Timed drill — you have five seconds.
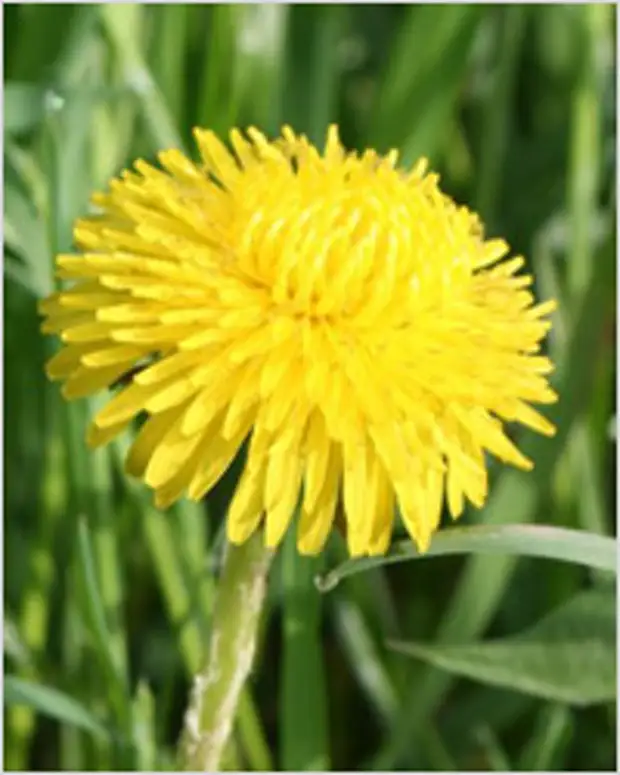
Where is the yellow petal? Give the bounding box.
[61,362,133,400]
[134,351,203,386]
[87,419,130,448]
[342,439,370,557]
[182,377,236,437]
[194,128,241,184]
[93,380,161,428]
[144,379,196,414]
[144,420,205,489]
[303,411,332,512]
[188,413,253,501]
[264,422,306,549]
[227,464,266,545]
[125,405,186,477]
[46,343,97,380]
[366,459,395,556]
[81,345,148,368]
[61,321,116,344]
[298,445,342,556]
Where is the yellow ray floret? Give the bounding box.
[40,124,557,557]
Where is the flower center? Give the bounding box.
[231,170,435,326]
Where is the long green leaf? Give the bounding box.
[4,676,111,740]
[388,589,616,706]
[131,681,158,772]
[317,525,616,592]
[75,518,128,700]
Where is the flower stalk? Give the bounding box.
[179,531,273,772]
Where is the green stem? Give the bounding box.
[179,532,273,771]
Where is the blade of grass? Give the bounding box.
[49,5,100,88]
[475,725,512,771]
[4,151,50,297]
[132,681,158,772]
[281,5,345,143]
[440,687,533,750]
[99,4,183,152]
[565,4,612,541]
[75,402,130,726]
[281,525,329,771]
[42,96,94,770]
[236,690,274,772]
[5,140,48,225]
[75,518,131,723]
[140,504,211,677]
[4,398,66,771]
[421,725,459,771]
[474,6,527,226]
[89,84,139,190]
[44,79,132,768]
[4,676,111,741]
[55,409,129,767]
[60,599,88,770]
[369,5,482,163]
[194,5,242,135]
[173,499,216,638]
[331,596,399,728]
[567,4,608,296]
[235,4,289,134]
[518,704,573,771]
[571,422,609,537]
[318,525,616,592]
[149,4,190,125]
[88,449,129,672]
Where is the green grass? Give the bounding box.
[4,4,616,771]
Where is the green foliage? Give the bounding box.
[389,589,616,706]
[4,3,616,771]
[317,525,617,592]
[4,676,111,741]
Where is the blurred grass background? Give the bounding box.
[3,3,617,771]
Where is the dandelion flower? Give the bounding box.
[40,125,557,556]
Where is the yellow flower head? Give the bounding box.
[40,125,557,556]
